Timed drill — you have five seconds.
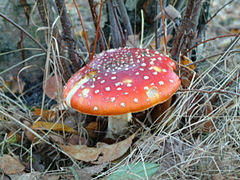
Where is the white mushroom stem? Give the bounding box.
[107,113,132,138]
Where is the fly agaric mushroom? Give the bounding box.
[63,47,181,137]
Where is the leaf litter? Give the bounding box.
[0,0,239,179]
[61,133,136,164]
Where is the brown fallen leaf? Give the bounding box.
[0,155,25,175]
[33,107,56,120]
[31,121,78,134]
[43,75,63,100]
[61,133,136,164]
[154,5,181,22]
[180,55,196,70]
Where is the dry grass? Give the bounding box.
[0,0,239,179]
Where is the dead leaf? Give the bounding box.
[68,134,87,145]
[43,75,62,100]
[0,155,25,174]
[7,131,21,143]
[69,163,107,180]
[180,55,196,70]
[31,121,78,134]
[202,98,215,132]
[154,5,181,21]
[1,75,25,94]
[61,133,136,164]
[212,173,225,180]
[33,107,55,120]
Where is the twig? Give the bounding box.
[186,49,240,66]
[210,73,240,103]
[205,0,234,25]
[73,0,91,58]
[159,0,167,54]
[107,0,123,48]
[116,0,133,35]
[0,12,46,52]
[180,89,240,97]
[91,0,103,60]
[184,34,239,55]
[154,0,159,49]
[55,0,82,71]
[110,0,125,47]
[88,0,106,51]
[171,0,202,60]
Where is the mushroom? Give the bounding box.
[63,47,181,138]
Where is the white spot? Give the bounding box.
[159,81,164,85]
[152,58,156,61]
[169,79,174,83]
[100,80,105,84]
[97,76,101,80]
[82,88,90,98]
[105,73,108,76]
[90,84,95,88]
[120,102,125,107]
[115,82,123,87]
[134,98,138,103]
[127,83,132,87]
[123,92,128,95]
[112,71,117,74]
[147,88,159,98]
[111,97,116,102]
[95,89,100,94]
[141,63,146,67]
[94,106,98,111]
[150,61,154,65]
[105,87,111,91]
[149,67,153,70]
[144,76,149,80]
[158,57,162,60]
[117,87,122,91]
[135,72,140,75]
[140,68,144,71]
[153,71,158,75]
[163,69,167,72]
[111,76,117,80]
[144,86,149,90]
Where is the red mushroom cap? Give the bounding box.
[64,47,181,115]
